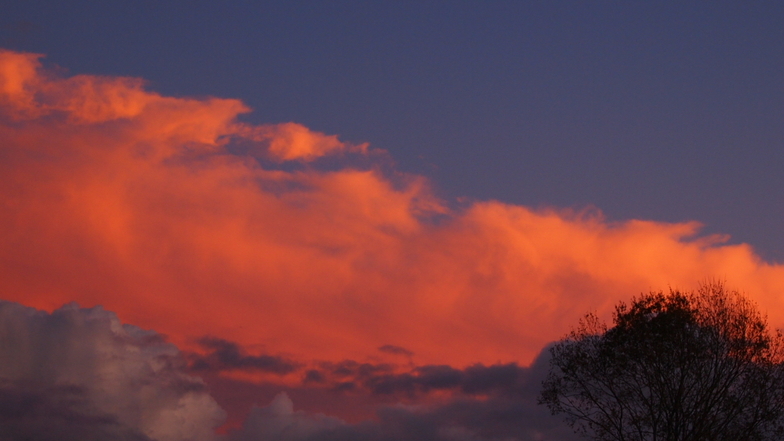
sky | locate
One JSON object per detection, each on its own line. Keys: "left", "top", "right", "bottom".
{"left": 1, "top": 2, "right": 784, "bottom": 441}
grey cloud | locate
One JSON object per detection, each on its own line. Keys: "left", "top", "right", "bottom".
{"left": 0, "top": 300, "right": 577, "bottom": 441}
{"left": 299, "top": 356, "right": 536, "bottom": 399}
{"left": 378, "top": 345, "right": 414, "bottom": 357}
{"left": 228, "top": 392, "right": 344, "bottom": 441}
{"left": 229, "top": 394, "right": 577, "bottom": 441}
{"left": 191, "top": 336, "right": 301, "bottom": 375}
{"left": 303, "top": 369, "right": 327, "bottom": 384}
{"left": 0, "top": 301, "right": 225, "bottom": 441}
{"left": 229, "top": 348, "right": 579, "bottom": 441}
{"left": 325, "top": 362, "right": 528, "bottom": 398}
{"left": 0, "top": 381, "right": 152, "bottom": 441}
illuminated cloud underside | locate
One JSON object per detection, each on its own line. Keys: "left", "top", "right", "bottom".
{"left": 1, "top": 49, "right": 784, "bottom": 372}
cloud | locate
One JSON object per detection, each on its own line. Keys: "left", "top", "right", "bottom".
{"left": 0, "top": 381, "right": 153, "bottom": 441}
{"left": 0, "top": 297, "right": 578, "bottom": 441}
{"left": 280, "top": 358, "right": 523, "bottom": 398}
{"left": 190, "top": 337, "right": 301, "bottom": 375}
{"left": 378, "top": 345, "right": 414, "bottom": 357}
{"left": 227, "top": 349, "right": 581, "bottom": 441}
{"left": 228, "top": 392, "right": 344, "bottom": 441}
{"left": 2, "top": 47, "right": 784, "bottom": 377}
{"left": 363, "top": 363, "right": 524, "bottom": 397}
{"left": 0, "top": 300, "right": 225, "bottom": 441}
{"left": 249, "top": 122, "right": 367, "bottom": 162}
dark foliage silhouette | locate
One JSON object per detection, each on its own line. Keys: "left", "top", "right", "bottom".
{"left": 540, "top": 282, "right": 784, "bottom": 441}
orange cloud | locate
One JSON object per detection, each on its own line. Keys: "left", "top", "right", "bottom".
{"left": 249, "top": 122, "right": 366, "bottom": 161}
{"left": 2, "top": 49, "right": 784, "bottom": 370}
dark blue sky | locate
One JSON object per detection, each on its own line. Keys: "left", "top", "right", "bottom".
{"left": 4, "top": 1, "right": 784, "bottom": 260}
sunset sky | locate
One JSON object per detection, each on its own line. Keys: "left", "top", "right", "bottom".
{"left": 2, "top": 3, "right": 784, "bottom": 441}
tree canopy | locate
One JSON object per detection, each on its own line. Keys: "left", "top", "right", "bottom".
{"left": 539, "top": 282, "right": 784, "bottom": 441}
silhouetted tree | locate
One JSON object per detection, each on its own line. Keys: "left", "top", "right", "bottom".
{"left": 540, "top": 282, "right": 784, "bottom": 441}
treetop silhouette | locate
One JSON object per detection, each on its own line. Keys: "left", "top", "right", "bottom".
{"left": 540, "top": 282, "right": 784, "bottom": 441}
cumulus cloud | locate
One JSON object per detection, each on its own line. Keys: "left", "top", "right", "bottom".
{"left": 2, "top": 47, "right": 784, "bottom": 376}
{"left": 0, "top": 301, "right": 225, "bottom": 441}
